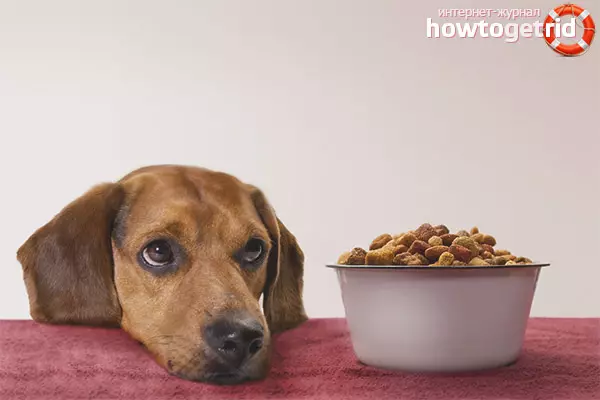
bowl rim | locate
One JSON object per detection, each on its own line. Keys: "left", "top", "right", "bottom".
{"left": 326, "top": 262, "right": 550, "bottom": 270}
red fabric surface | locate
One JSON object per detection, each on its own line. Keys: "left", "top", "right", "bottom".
{"left": 0, "top": 318, "right": 598, "bottom": 400}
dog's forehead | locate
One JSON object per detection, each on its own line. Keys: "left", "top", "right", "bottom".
{"left": 122, "top": 166, "right": 249, "bottom": 206}
{"left": 118, "top": 166, "right": 263, "bottom": 240}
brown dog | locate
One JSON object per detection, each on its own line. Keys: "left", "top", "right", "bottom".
{"left": 16, "top": 165, "right": 307, "bottom": 384}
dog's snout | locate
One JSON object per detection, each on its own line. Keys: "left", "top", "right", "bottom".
{"left": 204, "top": 315, "right": 265, "bottom": 368}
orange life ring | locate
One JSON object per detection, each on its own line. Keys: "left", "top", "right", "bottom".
{"left": 543, "top": 3, "right": 595, "bottom": 56}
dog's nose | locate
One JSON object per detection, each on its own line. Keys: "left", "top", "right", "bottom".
{"left": 204, "top": 315, "right": 264, "bottom": 368}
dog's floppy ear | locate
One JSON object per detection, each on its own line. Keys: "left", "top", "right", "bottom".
{"left": 17, "top": 183, "right": 124, "bottom": 327}
{"left": 249, "top": 186, "right": 308, "bottom": 333}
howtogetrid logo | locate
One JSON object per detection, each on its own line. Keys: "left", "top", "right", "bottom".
{"left": 544, "top": 4, "right": 595, "bottom": 56}
{"left": 427, "top": 4, "right": 595, "bottom": 57}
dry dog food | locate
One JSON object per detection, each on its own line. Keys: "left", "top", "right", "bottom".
{"left": 337, "top": 223, "right": 534, "bottom": 267}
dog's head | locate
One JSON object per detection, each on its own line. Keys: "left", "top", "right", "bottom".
{"left": 16, "top": 165, "right": 307, "bottom": 384}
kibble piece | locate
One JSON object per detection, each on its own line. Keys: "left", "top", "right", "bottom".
{"left": 408, "top": 240, "right": 431, "bottom": 255}
{"left": 385, "top": 237, "right": 403, "bottom": 248}
{"left": 393, "top": 251, "right": 413, "bottom": 265}
{"left": 449, "top": 244, "right": 473, "bottom": 263}
{"left": 495, "top": 249, "right": 511, "bottom": 256}
{"left": 440, "top": 233, "right": 459, "bottom": 246}
{"left": 434, "top": 224, "right": 450, "bottom": 236}
{"left": 389, "top": 244, "right": 409, "bottom": 255}
{"left": 337, "top": 251, "right": 351, "bottom": 264}
{"left": 470, "top": 233, "right": 485, "bottom": 243}
{"left": 452, "top": 260, "right": 467, "bottom": 266}
{"left": 505, "top": 260, "right": 517, "bottom": 265}
{"left": 406, "top": 254, "right": 428, "bottom": 265}
{"left": 365, "top": 247, "right": 395, "bottom": 265}
{"left": 406, "top": 257, "right": 422, "bottom": 266}
{"left": 490, "top": 256, "right": 508, "bottom": 265}
{"left": 468, "top": 257, "right": 489, "bottom": 266}
{"left": 470, "top": 226, "right": 479, "bottom": 235}
{"left": 481, "top": 244, "right": 495, "bottom": 255}
{"left": 413, "top": 253, "right": 429, "bottom": 265}
{"left": 383, "top": 238, "right": 400, "bottom": 249}
{"left": 428, "top": 236, "right": 443, "bottom": 246}
{"left": 392, "top": 233, "right": 405, "bottom": 239}
{"left": 474, "top": 241, "right": 483, "bottom": 254}
{"left": 515, "top": 257, "right": 533, "bottom": 264}
{"left": 456, "top": 230, "right": 470, "bottom": 237}
{"left": 437, "top": 251, "right": 455, "bottom": 266}
{"left": 346, "top": 247, "right": 367, "bottom": 265}
{"left": 414, "top": 223, "right": 437, "bottom": 242}
{"left": 481, "top": 234, "right": 496, "bottom": 246}
{"left": 397, "top": 233, "right": 418, "bottom": 247}
{"left": 425, "top": 245, "right": 450, "bottom": 262}
{"left": 505, "top": 254, "right": 517, "bottom": 261}
{"left": 481, "top": 251, "right": 494, "bottom": 260}
{"left": 452, "top": 236, "right": 479, "bottom": 258}
{"left": 370, "top": 234, "right": 393, "bottom": 250}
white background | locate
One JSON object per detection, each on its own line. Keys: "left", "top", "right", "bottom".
{"left": 1, "top": 0, "right": 598, "bottom": 319}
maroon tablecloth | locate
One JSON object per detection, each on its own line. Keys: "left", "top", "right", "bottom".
{"left": 0, "top": 318, "right": 598, "bottom": 399}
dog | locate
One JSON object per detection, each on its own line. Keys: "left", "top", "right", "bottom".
{"left": 16, "top": 165, "right": 307, "bottom": 384}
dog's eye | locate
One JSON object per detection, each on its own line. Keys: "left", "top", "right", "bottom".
{"left": 240, "top": 238, "right": 265, "bottom": 266}
{"left": 142, "top": 240, "right": 174, "bottom": 267}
